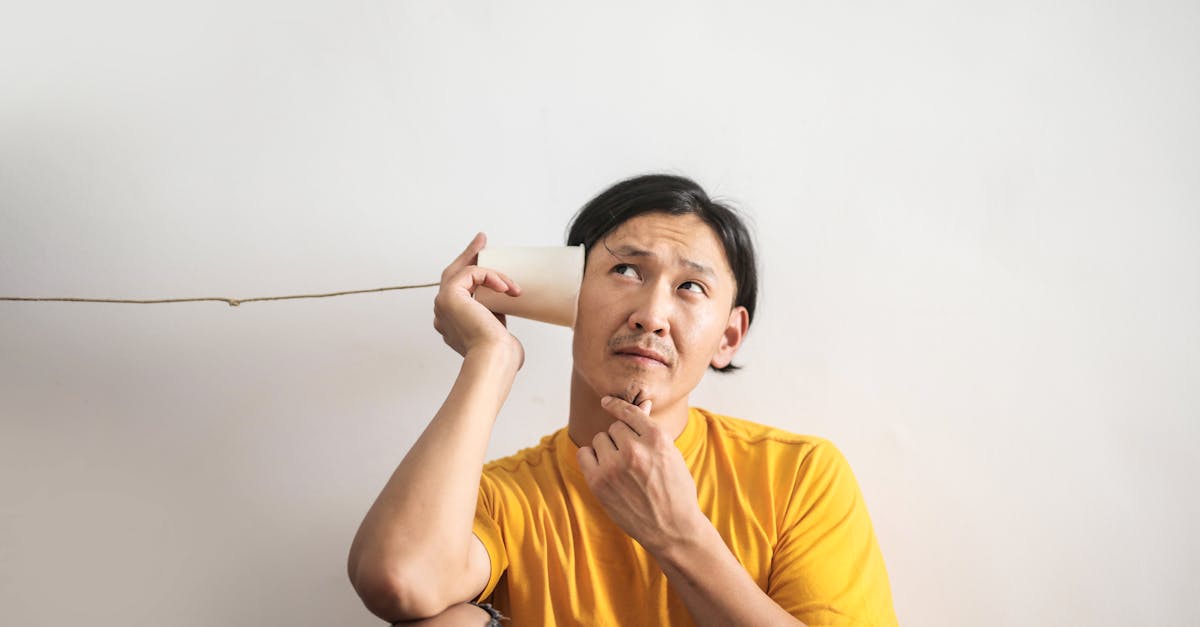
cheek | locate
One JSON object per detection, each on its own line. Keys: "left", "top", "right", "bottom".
{"left": 573, "top": 287, "right": 614, "bottom": 349}
{"left": 576, "top": 281, "right": 620, "bottom": 324}
{"left": 576, "top": 284, "right": 602, "bottom": 313}
{"left": 673, "top": 310, "right": 724, "bottom": 357}
{"left": 575, "top": 273, "right": 599, "bottom": 307}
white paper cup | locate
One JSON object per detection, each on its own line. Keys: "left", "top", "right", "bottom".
{"left": 475, "top": 245, "right": 585, "bottom": 328}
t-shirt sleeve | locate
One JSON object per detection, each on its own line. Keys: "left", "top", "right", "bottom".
{"left": 766, "top": 440, "right": 898, "bottom": 627}
{"left": 471, "top": 471, "right": 509, "bottom": 603}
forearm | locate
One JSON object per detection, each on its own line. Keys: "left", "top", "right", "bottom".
{"left": 654, "top": 522, "right": 806, "bottom": 627}
{"left": 348, "top": 344, "right": 520, "bottom": 603}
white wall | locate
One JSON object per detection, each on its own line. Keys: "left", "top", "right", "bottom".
{"left": 2, "top": 2, "right": 1197, "bottom": 625}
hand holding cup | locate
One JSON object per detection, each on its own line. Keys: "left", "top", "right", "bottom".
{"left": 432, "top": 233, "right": 524, "bottom": 364}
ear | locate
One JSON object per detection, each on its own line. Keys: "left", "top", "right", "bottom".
{"left": 710, "top": 305, "right": 750, "bottom": 369}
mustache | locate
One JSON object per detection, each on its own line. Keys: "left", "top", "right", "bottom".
{"left": 607, "top": 334, "right": 675, "bottom": 364}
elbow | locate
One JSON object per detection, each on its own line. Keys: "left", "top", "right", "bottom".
{"left": 350, "top": 561, "right": 452, "bottom": 622}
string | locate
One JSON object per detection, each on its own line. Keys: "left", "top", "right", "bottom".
{"left": 0, "top": 282, "right": 439, "bottom": 307}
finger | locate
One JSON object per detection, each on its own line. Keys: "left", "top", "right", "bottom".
{"left": 600, "top": 395, "right": 654, "bottom": 436}
{"left": 592, "top": 430, "right": 618, "bottom": 459}
{"left": 479, "top": 268, "right": 522, "bottom": 296}
{"left": 459, "top": 232, "right": 486, "bottom": 263}
{"left": 607, "top": 419, "right": 639, "bottom": 448}
{"left": 442, "top": 232, "right": 487, "bottom": 280}
{"left": 468, "top": 262, "right": 521, "bottom": 296}
{"left": 473, "top": 268, "right": 511, "bottom": 295}
{"left": 454, "top": 266, "right": 521, "bottom": 297}
{"left": 576, "top": 446, "right": 599, "bottom": 471}
{"left": 449, "top": 267, "right": 511, "bottom": 297}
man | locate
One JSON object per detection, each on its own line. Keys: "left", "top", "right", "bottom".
{"left": 348, "top": 174, "right": 898, "bottom": 626}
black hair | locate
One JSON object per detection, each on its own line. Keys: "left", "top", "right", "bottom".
{"left": 566, "top": 173, "right": 758, "bottom": 373}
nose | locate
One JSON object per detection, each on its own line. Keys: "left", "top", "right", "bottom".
{"left": 627, "top": 283, "right": 671, "bottom": 337}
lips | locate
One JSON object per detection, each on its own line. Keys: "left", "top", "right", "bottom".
{"left": 614, "top": 345, "right": 669, "bottom": 366}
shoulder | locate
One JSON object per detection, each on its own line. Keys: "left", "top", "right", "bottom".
{"left": 691, "top": 407, "right": 853, "bottom": 479}
{"left": 479, "top": 429, "right": 567, "bottom": 490}
{"left": 694, "top": 406, "right": 832, "bottom": 454}
{"left": 476, "top": 429, "right": 577, "bottom": 527}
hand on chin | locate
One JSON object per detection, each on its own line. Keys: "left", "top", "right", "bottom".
{"left": 611, "top": 379, "right": 654, "bottom": 408}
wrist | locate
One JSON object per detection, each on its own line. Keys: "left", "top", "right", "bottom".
{"left": 465, "top": 338, "right": 524, "bottom": 372}
{"left": 648, "top": 511, "right": 719, "bottom": 564}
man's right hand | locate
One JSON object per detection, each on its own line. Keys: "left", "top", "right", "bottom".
{"left": 432, "top": 232, "right": 525, "bottom": 367}
{"left": 350, "top": 232, "right": 518, "bottom": 621}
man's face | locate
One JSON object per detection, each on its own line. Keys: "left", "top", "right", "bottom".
{"left": 571, "top": 212, "right": 747, "bottom": 408}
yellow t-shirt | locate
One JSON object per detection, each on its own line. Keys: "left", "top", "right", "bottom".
{"left": 472, "top": 407, "right": 897, "bottom": 626}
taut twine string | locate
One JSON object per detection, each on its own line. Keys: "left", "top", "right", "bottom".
{"left": 0, "top": 282, "right": 439, "bottom": 307}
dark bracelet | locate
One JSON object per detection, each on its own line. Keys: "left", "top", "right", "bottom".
{"left": 468, "top": 601, "right": 508, "bottom": 625}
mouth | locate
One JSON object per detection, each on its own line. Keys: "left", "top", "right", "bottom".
{"left": 613, "top": 346, "right": 670, "bottom": 367}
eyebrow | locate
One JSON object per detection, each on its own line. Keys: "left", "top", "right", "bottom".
{"left": 608, "top": 244, "right": 718, "bottom": 281}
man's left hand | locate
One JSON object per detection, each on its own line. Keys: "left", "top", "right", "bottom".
{"left": 576, "top": 396, "right": 708, "bottom": 555}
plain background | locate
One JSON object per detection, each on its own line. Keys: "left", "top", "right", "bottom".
{"left": 2, "top": 1, "right": 1198, "bottom": 625}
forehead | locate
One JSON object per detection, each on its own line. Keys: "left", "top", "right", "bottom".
{"left": 594, "top": 212, "right": 731, "bottom": 276}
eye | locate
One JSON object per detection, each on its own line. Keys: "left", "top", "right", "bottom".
{"left": 679, "top": 281, "right": 706, "bottom": 295}
{"left": 612, "top": 264, "right": 640, "bottom": 279}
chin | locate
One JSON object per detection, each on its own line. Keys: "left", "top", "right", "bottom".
{"left": 611, "top": 379, "right": 657, "bottom": 406}
{"left": 576, "top": 355, "right": 674, "bottom": 406}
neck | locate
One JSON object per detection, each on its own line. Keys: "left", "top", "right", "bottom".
{"left": 567, "top": 369, "right": 691, "bottom": 447}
